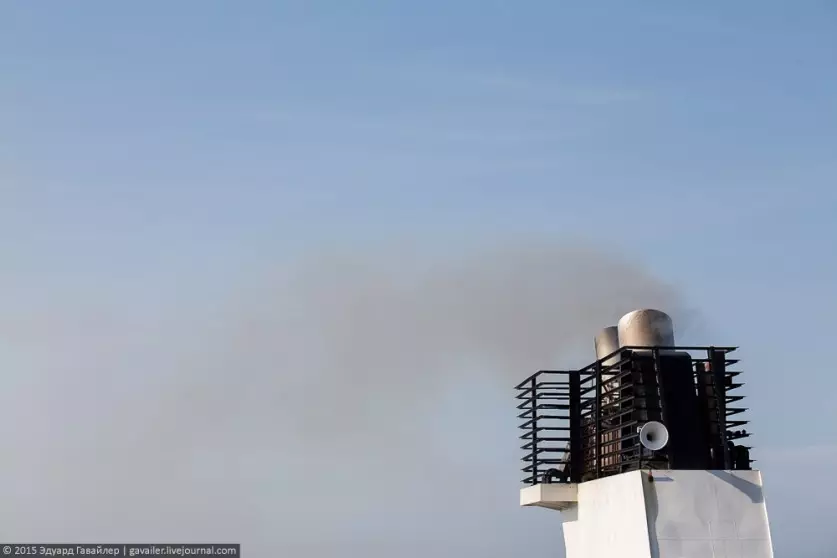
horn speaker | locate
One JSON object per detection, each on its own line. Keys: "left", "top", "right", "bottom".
{"left": 639, "top": 421, "right": 669, "bottom": 452}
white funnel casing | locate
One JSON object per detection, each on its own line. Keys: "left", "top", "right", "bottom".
{"left": 618, "top": 309, "right": 675, "bottom": 348}
{"left": 522, "top": 470, "right": 775, "bottom": 558}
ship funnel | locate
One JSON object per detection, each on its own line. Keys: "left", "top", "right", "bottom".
{"left": 594, "top": 326, "right": 620, "bottom": 366}
{"left": 617, "top": 309, "right": 675, "bottom": 348}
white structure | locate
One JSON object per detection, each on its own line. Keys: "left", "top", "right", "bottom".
{"left": 518, "top": 309, "right": 774, "bottom": 557}
{"left": 521, "top": 469, "right": 774, "bottom": 557}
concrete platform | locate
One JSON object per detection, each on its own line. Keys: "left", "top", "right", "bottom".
{"left": 519, "top": 482, "right": 578, "bottom": 511}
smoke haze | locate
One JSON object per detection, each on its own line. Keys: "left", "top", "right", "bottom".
{"left": 0, "top": 239, "right": 683, "bottom": 555}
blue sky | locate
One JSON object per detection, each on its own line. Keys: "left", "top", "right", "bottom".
{"left": 2, "top": 1, "right": 837, "bottom": 556}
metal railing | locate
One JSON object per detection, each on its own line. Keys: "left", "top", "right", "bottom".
{"left": 515, "top": 346, "right": 750, "bottom": 485}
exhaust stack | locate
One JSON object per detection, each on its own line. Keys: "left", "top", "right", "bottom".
{"left": 617, "top": 308, "right": 675, "bottom": 348}
{"left": 517, "top": 307, "right": 773, "bottom": 557}
{"left": 593, "top": 326, "right": 619, "bottom": 365}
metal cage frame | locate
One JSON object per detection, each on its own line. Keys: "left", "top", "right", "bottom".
{"left": 515, "top": 346, "right": 750, "bottom": 485}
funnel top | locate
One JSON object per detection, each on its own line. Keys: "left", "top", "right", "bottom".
{"left": 617, "top": 309, "right": 675, "bottom": 348}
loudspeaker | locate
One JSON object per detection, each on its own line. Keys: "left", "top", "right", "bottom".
{"left": 639, "top": 421, "right": 670, "bottom": 451}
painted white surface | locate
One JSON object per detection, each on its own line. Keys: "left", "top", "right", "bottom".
{"left": 523, "top": 469, "right": 774, "bottom": 558}
{"left": 562, "top": 471, "right": 652, "bottom": 558}
{"left": 643, "top": 470, "right": 774, "bottom": 558}
{"left": 519, "top": 483, "right": 577, "bottom": 510}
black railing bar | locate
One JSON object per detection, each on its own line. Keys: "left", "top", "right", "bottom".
{"left": 598, "top": 361, "right": 634, "bottom": 376}
{"left": 587, "top": 345, "right": 739, "bottom": 372}
{"left": 575, "top": 356, "right": 634, "bottom": 374}
{"left": 525, "top": 436, "right": 572, "bottom": 442}
{"left": 597, "top": 443, "right": 646, "bottom": 460}
{"left": 581, "top": 428, "right": 640, "bottom": 442}
{"left": 519, "top": 415, "right": 570, "bottom": 424}
{"left": 520, "top": 455, "right": 570, "bottom": 462}
{"left": 514, "top": 371, "right": 594, "bottom": 388}
{"left": 535, "top": 382, "right": 572, "bottom": 387}
{"left": 694, "top": 370, "right": 743, "bottom": 377}
{"left": 578, "top": 384, "right": 601, "bottom": 397}
{"left": 519, "top": 399, "right": 559, "bottom": 410}
{"left": 521, "top": 397, "right": 572, "bottom": 406}
{"left": 599, "top": 385, "right": 625, "bottom": 400}
{"left": 599, "top": 422, "right": 640, "bottom": 438}
{"left": 598, "top": 406, "right": 647, "bottom": 423}
{"left": 521, "top": 440, "right": 571, "bottom": 450}
{"left": 515, "top": 345, "right": 738, "bottom": 388}
{"left": 693, "top": 370, "right": 741, "bottom": 377}
{"left": 691, "top": 358, "right": 740, "bottom": 365}
{"left": 521, "top": 461, "right": 570, "bottom": 473}
{"left": 520, "top": 447, "right": 566, "bottom": 456}
{"left": 536, "top": 404, "right": 572, "bottom": 411}
{"left": 527, "top": 392, "right": 572, "bottom": 399}
{"left": 599, "top": 396, "right": 637, "bottom": 413}
{"left": 597, "top": 447, "right": 629, "bottom": 460}
{"left": 519, "top": 429, "right": 572, "bottom": 440}
{"left": 583, "top": 431, "right": 640, "bottom": 445}
{"left": 519, "top": 425, "right": 571, "bottom": 435}
{"left": 518, "top": 417, "right": 570, "bottom": 430}
{"left": 520, "top": 450, "right": 551, "bottom": 461}
{"left": 602, "top": 395, "right": 637, "bottom": 411}
{"left": 518, "top": 416, "right": 570, "bottom": 424}
{"left": 517, "top": 423, "right": 550, "bottom": 432}
{"left": 517, "top": 434, "right": 569, "bottom": 442}
{"left": 528, "top": 426, "right": 573, "bottom": 432}
{"left": 515, "top": 371, "right": 585, "bottom": 389}
{"left": 598, "top": 368, "right": 635, "bottom": 386}
{"left": 520, "top": 447, "right": 552, "bottom": 457}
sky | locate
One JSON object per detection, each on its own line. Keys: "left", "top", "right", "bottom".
{"left": 2, "top": 1, "right": 837, "bottom": 557}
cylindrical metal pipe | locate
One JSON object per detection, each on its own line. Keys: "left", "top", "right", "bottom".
{"left": 594, "top": 326, "right": 620, "bottom": 366}
{"left": 617, "top": 309, "right": 675, "bottom": 348}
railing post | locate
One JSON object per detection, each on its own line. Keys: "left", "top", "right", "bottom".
{"left": 530, "top": 376, "right": 538, "bottom": 485}
{"left": 652, "top": 347, "right": 673, "bottom": 468}
{"left": 708, "top": 347, "right": 730, "bottom": 469}
{"left": 594, "top": 360, "right": 602, "bottom": 479}
{"left": 569, "top": 372, "right": 582, "bottom": 483}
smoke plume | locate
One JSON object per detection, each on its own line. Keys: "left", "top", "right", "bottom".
{"left": 0, "top": 238, "right": 681, "bottom": 556}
